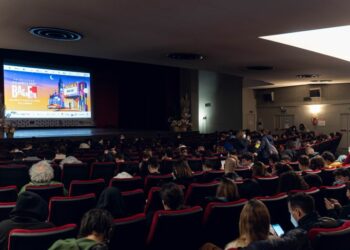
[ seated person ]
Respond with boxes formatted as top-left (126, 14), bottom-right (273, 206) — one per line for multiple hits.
top-left (173, 160), bottom-right (193, 186)
top-left (240, 152), bottom-right (254, 168)
top-left (273, 163), bottom-right (293, 176)
top-left (147, 157), bottom-right (161, 176)
top-left (96, 187), bottom-right (126, 219)
top-left (49, 209), bottom-right (113, 250)
top-left (252, 161), bottom-right (271, 177)
top-left (322, 151), bottom-right (339, 168)
top-left (333, 168), bottom-right (350, 185)
top-left (205, 177), bottom-right (240, 204)
top-left (224, 150), bottom-right (239, 175)
top-left (278, 171), bottom-right (309, 193)
top-left (20, 160), bottom-right (66, 195)
top-left (0, 191), bottom-right (55, 250)
top-left (59, 156), bottom-right (82, 170)
top-left (225, 199), bottom-right (271, 249)
top-left (324, 183), bottom-right (350, 220)
top-left (303, 174), bottom-right (323, 188)
top-left (309, 156), bottom-right (325, 170)
top-left (288, 193), bottom-right (342, 231)
top-left (268, 154), bottom-right (280, 170)
top-left (160, 182), bottom-right (186, 211)
top-left (298, 155), bottom-right (311, 172)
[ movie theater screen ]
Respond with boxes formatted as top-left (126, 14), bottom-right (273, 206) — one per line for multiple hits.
top-left (3, 64), bottom-right (91, 119)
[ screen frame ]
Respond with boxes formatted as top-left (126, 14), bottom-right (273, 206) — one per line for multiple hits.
top-left (2, 60), bottom-right (94, 125)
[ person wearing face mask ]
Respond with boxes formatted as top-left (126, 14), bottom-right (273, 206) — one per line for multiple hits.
top-left (288, 193), bottom-right (342, 232)
top-left (333, 168), bottom-right (350, 185)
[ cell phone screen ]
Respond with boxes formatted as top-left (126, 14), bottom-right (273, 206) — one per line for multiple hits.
top-left (272, 224), bottom-right (284, 236)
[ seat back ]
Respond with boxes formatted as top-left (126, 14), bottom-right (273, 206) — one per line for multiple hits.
top-left (202, 170), bottom-right (225, 183)
top-left (0, 186), bottom-right (18, 202)
top-left (0, 202), bottom-right (16, 222)
top-left (159, 160), bottom-right (174, 174)
top-left (61, 163), bottom-right (90, 188)
top-left (26, 184), bottom-right (64, 203)
top-left (109, 177), bottom-right (143, 192)
top-left (69, 179), bottom-right (105, 198)
top-left (185, 181), bottom-right (219, 206)
top-left (121, 189), bottom-right (145, 216)
top-left (308, 221), bottom-right (350, 250)
top-left (235, 168), bottom-right (252, 179)
top-left (48, 193), bottom-right (96, 226)
top-left (255, 176), bottom-right (279, 196)
top-left (188, 158), bottom-right (203, 172)
top-left (8, 224), bottom-right (77, 250)
top-left (0, 165), bottom-right (29, 189)
top-left (147, 206), bottom-right (203, 250)
top-left (144, 174), bottom-right (173, 193)
top-left (257, 193), bottom-right (293, 231)
top-left (109, 213), bottom-right (147, 250)
top-left (203, 199), bottom-right (248, 248)
top-left (320, 168), bottom-right (336, 186)
top-left (90, 162), bottom-right (116, 184)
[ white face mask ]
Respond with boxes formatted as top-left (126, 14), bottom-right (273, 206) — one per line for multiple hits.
top-left (290, 214), bottom-right (298, 228)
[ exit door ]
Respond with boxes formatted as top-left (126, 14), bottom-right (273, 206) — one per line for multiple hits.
top-left (340, 113), bottom-right (350, 153)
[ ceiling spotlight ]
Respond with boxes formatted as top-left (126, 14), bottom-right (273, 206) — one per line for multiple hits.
top-left (167, 53), bottom-right (204, 60)
top-left (29, 27), bottom-right (83, 41)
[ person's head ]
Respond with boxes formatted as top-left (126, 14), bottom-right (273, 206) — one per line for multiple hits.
top-left (303, 174), bottom-right (323, 188)
top-left (310, 156), bottom-right (325, 170)
top-left (252, 161), bottom-right (268, 177)
top-left (96, 187), bottom-right (126, 219)
top-left (268, 154), bottom-right (280, 167)
top-left (274, 163), bottom-right (293, 176)
top-left (305, 146), bottom-right (315, 156)
top-left (298, 155), bottom-right (310, 170)
top-left (29, 160), bottom-right (54, 183)
top-left (79, 209), bottom-right (113, 243)
top-left (278, 171), bottom-right (309, 193)
top-left (299, 123), bottom-right (306, 131)
top-left (178, 145), bottom-right (188, 157)
top-left (41, 150), bottom-right (55, 161)
top-left (334, 168), bottom-right (350, 185)
top-left (173, 160), bottom-right (192, 179)
top-left (288, 193), bottom-right (315, 226)
top-left (280, 154), bottom-right (292, 164)
top-left (57, 145), bottom-right (67, 154)
top-left (322, 151), bottom-right (335, 165)
top-left (241, 153), bottom-right (254, 167)
top-left (238, 199), bottom-right (270, 245)
top-left (216, 178), bottom-right (240, 201)
top-left (160, 182), bottom-right (184, 210)
top-left (148, 157), bottom-right (160, 174)
top-left (11, 191), bottom-right (48, 221)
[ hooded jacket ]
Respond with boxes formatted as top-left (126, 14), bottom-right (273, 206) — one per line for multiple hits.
top-left (96, 187), bottom-right (126, 219)
top-left (0, 191), bottom-right (54, 250)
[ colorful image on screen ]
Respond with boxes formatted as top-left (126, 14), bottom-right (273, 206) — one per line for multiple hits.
top-left (3, 65), bottom-right (91, 119)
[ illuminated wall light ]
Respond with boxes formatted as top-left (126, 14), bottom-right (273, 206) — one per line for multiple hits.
top-left (309, 105), bottom-right (322, 116)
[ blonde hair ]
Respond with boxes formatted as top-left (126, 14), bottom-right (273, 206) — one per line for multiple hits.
top-left (236, 199), bottom-right (270, 247)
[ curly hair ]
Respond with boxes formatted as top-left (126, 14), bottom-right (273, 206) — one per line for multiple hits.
top-left (29, 160), bottom-right (54, 183)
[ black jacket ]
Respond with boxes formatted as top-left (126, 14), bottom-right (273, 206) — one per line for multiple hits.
top-left (0, 191), bottom-right (54, 250)
top-left (297, 212), bottom-right (343, 232)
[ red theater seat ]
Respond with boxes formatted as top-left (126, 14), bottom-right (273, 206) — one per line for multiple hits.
top-left (69, 178), bottom-right (105, 198)
top-left (147, 206), bottom-right (203, 250)
top-left (121, 189), bottom-right (145, 216)
top-left (203, 199), bottom-right (248, 248)
top-left (90, 162), bottom-right (116, 183)
top-left (48, 193), bottom-right (96, 226)
top-left (144, 174), bottom-right (173, 194)
top-left (308, 220), bottom-right (350, 250)
top-left (26, 184), bottom-right (65, 203)
top-left (109, 177), bottom-right (143, 192)
top-left (0, 186), bottom-right (17, 202)
top-left (255, 176), bottom-right (279, 196)
top-left (321, 184), bottom-right (348, 205)
top-left (0, 165), bottom-right (29, 189)
top-left (61, 163), bottom-right (90, 188)
top-left (185, 181), bottom-right (219, 206)
top-left (109, 213), bottom-right (147, 250)
top-left (0, 202), bottom-right (16, 222)
top-left (235, 167), bottom-right (252, 179)
top-left (8, 224), bottom-right (77, 250)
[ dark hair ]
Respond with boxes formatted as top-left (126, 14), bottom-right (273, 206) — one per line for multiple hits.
top-left (268, 154), bottom-right (280, 164)
top-left (321, 151), bottom-right (335, 163)
top-left (334, 168), bottom-right (350, 178)
top-left (160, 182), bottom-right (184, 210)
top-left (173, 160), bottom-right (192, 179)
top-left (216, 178), bottom-right (240, 201)
top-left (288, 193), bottom-right (315, 215)
top-left (79, 209), bottom-right (113, 242)
top-left (274, 163), bottom-right (293, 176)
top-left (310, 156), bottom-right (325, 170)
top-left (298, 155), bottom-right (310, 167)
top-left (241, 152), bottom-right (254, 162)
top-left (280, 154), bottom-right (292, 162)
top-left (252, 161), bottom-right (268, 177)
top-left (278, 171), bottom-right (309, 193)
top-left (303, 174), bottom-right (323, 188)
top-left (148, 157), bottom-right (159, 169)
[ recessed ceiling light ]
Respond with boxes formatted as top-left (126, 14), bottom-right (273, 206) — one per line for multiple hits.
top-left (29, 27), bottom-right (83, 41)
top-left (260, 25), bottom-right (350, 62)
top-left (167, 53), bottom-right (204, 60)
